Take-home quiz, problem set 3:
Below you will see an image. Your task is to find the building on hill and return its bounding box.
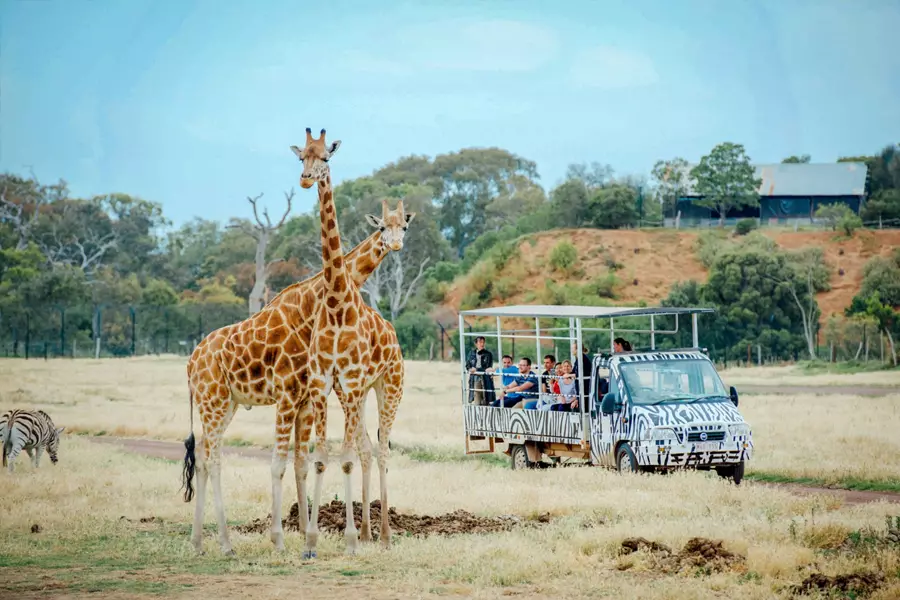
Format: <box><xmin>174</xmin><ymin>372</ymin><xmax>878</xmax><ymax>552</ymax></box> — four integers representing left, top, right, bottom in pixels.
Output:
<box><xmin>669</xmin><ymin>162</ymin><xmax>869</xmax><ymax>227</ymax></box>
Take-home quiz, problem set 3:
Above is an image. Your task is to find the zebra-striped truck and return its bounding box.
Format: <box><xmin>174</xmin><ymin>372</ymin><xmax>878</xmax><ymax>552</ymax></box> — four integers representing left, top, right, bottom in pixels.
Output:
<box><xmin>458</xmin><ymin>305</ymin><xmax>752</xmax><ymax>485</ymax></box>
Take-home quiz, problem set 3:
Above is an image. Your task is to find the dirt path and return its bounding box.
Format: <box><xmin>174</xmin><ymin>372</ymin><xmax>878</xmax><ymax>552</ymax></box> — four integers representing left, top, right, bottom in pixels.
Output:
<box><xmin>89</xmin><ymin>437</ymin><xmax>900</xmax><ymax>506</ymax></box>
<box><xmin>739</xmin><ymin>385</ymin><xmax>896</xmax><ymax>397</ymax></box>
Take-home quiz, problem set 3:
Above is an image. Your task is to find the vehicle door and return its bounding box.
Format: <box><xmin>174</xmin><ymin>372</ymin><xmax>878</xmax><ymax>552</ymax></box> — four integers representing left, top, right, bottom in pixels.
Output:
<box><xmin>591</xmin><ymin>365</ymin><xmax>621</xmax><ymax>468</ymax></box>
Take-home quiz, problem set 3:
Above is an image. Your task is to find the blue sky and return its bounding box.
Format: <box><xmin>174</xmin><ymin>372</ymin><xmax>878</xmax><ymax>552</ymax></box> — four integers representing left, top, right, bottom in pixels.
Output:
<box><xmin>2</xmin><ymin>0</ymin><xmax>898</xmax><ymax>227</ymax></box>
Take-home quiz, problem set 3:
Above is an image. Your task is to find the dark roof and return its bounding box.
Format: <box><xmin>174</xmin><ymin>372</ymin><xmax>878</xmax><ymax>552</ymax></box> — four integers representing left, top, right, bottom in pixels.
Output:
<box><xmin>676</xmin><ymin>162</ymin><xmax>867</xmax><ymax>197</ymax></box>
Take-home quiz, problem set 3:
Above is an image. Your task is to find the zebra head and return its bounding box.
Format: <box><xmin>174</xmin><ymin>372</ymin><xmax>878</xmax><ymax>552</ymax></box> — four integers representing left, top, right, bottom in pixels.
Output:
<box><xmin>48</xmin><ymin>427</ymin><xmax>64</xmax><ymax>464</ymax></box>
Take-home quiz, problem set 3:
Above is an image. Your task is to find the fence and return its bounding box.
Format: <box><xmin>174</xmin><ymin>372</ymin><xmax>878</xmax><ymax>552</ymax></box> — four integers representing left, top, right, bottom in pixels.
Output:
<box><xmin>0</xmin><ymin>302</ymin><xmax>465</xmax><ymax>362</ymax></box>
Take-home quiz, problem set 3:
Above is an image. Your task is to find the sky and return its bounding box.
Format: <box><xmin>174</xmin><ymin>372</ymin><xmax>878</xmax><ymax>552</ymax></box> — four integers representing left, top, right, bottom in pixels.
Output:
<box><xmin>2</xmin><ymin>0</ymin><xmax>899</xmax><ymax>228</ymax></box>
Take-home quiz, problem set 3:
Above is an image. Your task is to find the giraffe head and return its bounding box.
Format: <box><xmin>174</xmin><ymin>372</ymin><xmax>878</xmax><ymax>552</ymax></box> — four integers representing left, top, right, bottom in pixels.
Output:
<box><xmin>365</xmin><ymin>199</ymin><xmax>416</xmax><ymax>251</ymax></box>
<box><xmin>290</xmin><ymin>128</ymin><xmax>341</xmax><ymax>189</ymax></box>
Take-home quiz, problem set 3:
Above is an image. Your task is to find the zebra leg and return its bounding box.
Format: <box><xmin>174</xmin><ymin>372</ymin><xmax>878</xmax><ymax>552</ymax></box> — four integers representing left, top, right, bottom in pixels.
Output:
<box><xmin>6</xmin><ymin>441</ymin><xmax>24</xmax><ymax>473</ymax></box>
<box><xmin>25</xmin><ymin>447</ymin><xmax>36</xmax><ymax>468</ymax></box>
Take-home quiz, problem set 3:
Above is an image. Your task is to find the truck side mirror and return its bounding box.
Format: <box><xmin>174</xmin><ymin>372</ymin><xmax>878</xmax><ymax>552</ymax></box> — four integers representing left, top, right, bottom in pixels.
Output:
<box><xmin>601</xmin><ymin>392</ymin><xmax>621</xmax><ymax>415</ymax></box>
<box><xmin>730</xmin><ymin>386</ymin><xmax>739</xmax><ymax>407</ymax></box>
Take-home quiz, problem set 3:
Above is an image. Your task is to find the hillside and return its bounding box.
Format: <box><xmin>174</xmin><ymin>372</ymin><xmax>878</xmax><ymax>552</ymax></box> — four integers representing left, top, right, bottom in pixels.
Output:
<box><xmin>438</xmin><ymin>228</ymin><xmax>900</xmax><ymax>326</ymax></box>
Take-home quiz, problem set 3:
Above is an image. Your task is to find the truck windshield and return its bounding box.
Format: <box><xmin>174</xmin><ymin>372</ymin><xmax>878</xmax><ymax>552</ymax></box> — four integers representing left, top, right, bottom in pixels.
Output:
<box><xmin>617</xmin><ymin>359</ymin><xmax>728</xmax><ymax>405</ymax></box>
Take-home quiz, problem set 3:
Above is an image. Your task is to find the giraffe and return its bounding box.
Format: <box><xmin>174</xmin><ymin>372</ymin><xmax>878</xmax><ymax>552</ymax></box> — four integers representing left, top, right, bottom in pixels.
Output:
<box><xmin>293</xmin><ymin>127</ymin><xmax>406</xmax><ymax>558</ymax></box>
<box><xmin>180</xmin><ymin>186</ymin><xmax>415</xmax><ymax>555</ymax></box>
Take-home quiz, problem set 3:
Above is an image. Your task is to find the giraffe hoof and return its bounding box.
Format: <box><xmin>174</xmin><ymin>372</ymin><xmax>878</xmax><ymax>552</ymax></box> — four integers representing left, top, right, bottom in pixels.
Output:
<box><xmin>224</xmin><ymin>549</ymin><xmax>237</xmax><ymax>558</ymax></box>
<box><xmin>302</xmin><ymin>550</ymin><xmax>317</xmax><ymax>560</ymax></box>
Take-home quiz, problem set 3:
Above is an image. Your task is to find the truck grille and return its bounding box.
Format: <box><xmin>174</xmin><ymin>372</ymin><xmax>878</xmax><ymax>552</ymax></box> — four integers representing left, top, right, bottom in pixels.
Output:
<box><xmin>687</xmin><ymin>431</ymin><xmax>725</xmax><ymax>442</ymax></box>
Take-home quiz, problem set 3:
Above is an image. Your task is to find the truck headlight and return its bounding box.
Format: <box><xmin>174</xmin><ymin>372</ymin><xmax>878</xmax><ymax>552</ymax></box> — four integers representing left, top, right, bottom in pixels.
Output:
<box><xmin>728</xmin><ymin>423</ymin><xmax>751</xmax><ymax>437</ymax></box>
<box><xmin>650</xmin><ymin>427</ymin><xmax>678</xmax><ymax>441</ymax></box>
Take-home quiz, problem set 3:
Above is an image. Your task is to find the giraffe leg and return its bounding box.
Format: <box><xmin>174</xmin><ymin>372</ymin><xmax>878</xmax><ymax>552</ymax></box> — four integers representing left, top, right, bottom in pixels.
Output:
<box><xmin>304</xmin><ymin>374</ymin><xmax>333</xmax><ymax>560</ymax></box>
<box><xmin>270</xmin><ymin>392</ymin><xmax>299</xmax><ymax>553</ymax></box>
<box><xmin>376</xmin><ymin>368</ymin><xmax>403</xmax><ymax>549</ymax></box>
<box><xmin>338</xmin><ymin>387</ymin><xmax>366</xmax><ymax>556</ymax></box>
<box><xmin>292</xmin><ymin>401</ymin><xmax>314</xmax><ymax>538</ymax></box>
<box><xmin>205</xmin><ymin>403</ymin><xmax>238</xmax><ymax>556</ymax></box>
<box><xmin>356</xmin><ymin>400</ymin><xmax>375</xmax><ymax>543</ymax></box>
<box><xmin>190</xmin><ymin>436</ymin><xmax>210</xmax><ymax>554</ymax></box>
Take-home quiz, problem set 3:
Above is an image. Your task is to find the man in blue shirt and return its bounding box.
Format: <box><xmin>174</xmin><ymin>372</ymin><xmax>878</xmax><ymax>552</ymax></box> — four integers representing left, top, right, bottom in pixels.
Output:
<box><xmin>491</xmin><ymin>357</ymin><xmax>538</xmax><ymax>408</ymax></box>
<box><xmin>499</xmin><ymin>354</ymin><xmax>518</xmax><ymax>387</ymax></box>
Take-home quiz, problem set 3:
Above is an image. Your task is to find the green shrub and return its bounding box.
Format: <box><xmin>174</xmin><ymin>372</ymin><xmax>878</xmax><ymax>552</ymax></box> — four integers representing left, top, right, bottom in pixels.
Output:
<box><xmin>735</xmin><ymin>218</ymin><xmax>757</xmax><ymax>235</ymax></box>
<box><xmin>549</xmin><ymin>240</ymin><xmax>578</xmax><ymax>272</ymax></box>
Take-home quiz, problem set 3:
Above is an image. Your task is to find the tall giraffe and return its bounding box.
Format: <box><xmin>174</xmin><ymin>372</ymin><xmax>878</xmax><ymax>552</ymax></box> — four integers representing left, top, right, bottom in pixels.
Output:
<box><xmin>294</xmin><ymin>128</ymin><xmax>405</xmax><ymax>558</ymax></box>
<box><xmin>180</xmin><ymin>181</ymin><xmax>414</xmax><ymax>555</ymax></box>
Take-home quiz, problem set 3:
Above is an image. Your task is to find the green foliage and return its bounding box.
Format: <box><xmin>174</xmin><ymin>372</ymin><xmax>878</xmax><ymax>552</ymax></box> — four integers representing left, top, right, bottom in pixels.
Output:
<box><xmin>860</xmin><ymin>189</ymin><xmax>900</xmax><ymax>223</ymax></box>
<box><xmin>549</xmin><ymin>241</ymin><xmax>578</xmax><ymax>272</ymax></box>
<box><xmin>391</xmin><ymin>311</ymin><xmax>437</xmax><ymax>360</ymax></box>
<box><xmin>426</xmin><ymin>261</ymin><xmax>460</xmax><ymax>283</ymax></box>
<box><xmin>781</xmin><ymin>154</ymin><xmax>811</xmax><ymax>164</ymax></box>
<box><xmin>690</xmin><ymin>142</ymin><xmax>762</xmax><ymax>224</ymax></box>
<box><xmin>695</xmin><ymin>230</ymin><xmax>730</xmax><ymax>268</ymax></box>
<box><xmin>549</xmin><ymin>179</ymin><xmax>590</xmax><ymax>228</ymax></box>
<box><xmin>814</xmin><ymin>203</ymin><xmax>862</xmax><ymax>236</ymax></box>
<box><xmin>587</xmin><ymin>185</ymin><xmax>637</xmax><ymax>229</ymax></box>
<box><xmin>734</xmin><ymin>218</ymin><xmax>758</xmax><ymax>235</ymax></box>
<box><xmin>651</xmin><ymin>157</ymin><xmax>690</xmax><ymax>218</ymax></box>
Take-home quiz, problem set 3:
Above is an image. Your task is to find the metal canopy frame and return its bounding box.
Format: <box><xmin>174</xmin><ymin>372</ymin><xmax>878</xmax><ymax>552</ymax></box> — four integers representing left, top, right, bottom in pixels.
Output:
<box><xmin>458</xmin><ymin>305</ymin><xmax>715</xmax><ymax>445</ymax></box>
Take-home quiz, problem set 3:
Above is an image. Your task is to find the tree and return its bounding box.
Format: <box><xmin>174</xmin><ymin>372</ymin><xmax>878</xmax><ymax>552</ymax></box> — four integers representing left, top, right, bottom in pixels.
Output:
<box><xmin>814</xmin><ymin>203</ymin><xmax>861</xmax><ymax>236</ymax></box>
<box><xmin>690</xmin><ymin>142</ymin><xmax>762</xmax><ymax>225</ymax></box>
<box><xmin>227</xmin><ymin>190</ymin><xmax>293</xmax><ymax>315</ymax></box>
<box><xmin>430</xmin><ymin>148</ymin><xmax>540</xmax><ymax>257</ymax></box>
<box><xmin>782</xmin><ymin>154</ymin><xmax>811</xmax><ymax>164</ymax></box>
<box><xmin>864</xmin><ymin>292</ymin><xmax>898</xmax><ymax>366</ymax></box>
<box><xmin>0</xmin><ymin>171</ymin><xmax>67</xmax><ymax>250</ymax></box>
<box><xmin>588</xmin><ymin>185</ymin><xmax>638</xmax><ymax>229</ymax></box>
<box><xmin>860</xmin><ymin>189</ymin><xmax>900</xmax><ymax>226</ymax></box>
<box><xmin>548</xmin><ymin>178</ymin><xmax>590</xmax><ymax>228</ymax></box>
<box><xmin>761</xmin><ymin>247</ymin><xmax>831</xmax><ymax>360</ymax></box>
<box><xmin>651</xmin><ymin>157</ymin><xmax>690</xmax><ymax>219</ymax></box>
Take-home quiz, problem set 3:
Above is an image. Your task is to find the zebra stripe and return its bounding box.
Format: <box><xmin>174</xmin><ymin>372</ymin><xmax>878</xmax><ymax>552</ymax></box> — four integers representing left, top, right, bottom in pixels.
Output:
<box><xmin>463</xmin><ymin>405</ymin><xmax>583</xmax><ymax>444</ymax></box>
<box><xmin>1</xmin><ymin>409</ymin><xmax>64</xmax><ymax>472</ymax></box>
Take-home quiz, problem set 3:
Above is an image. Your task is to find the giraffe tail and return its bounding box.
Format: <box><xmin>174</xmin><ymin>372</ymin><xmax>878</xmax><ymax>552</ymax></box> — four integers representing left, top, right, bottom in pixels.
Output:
<box><xmin>180</xmin><ymin>390</ymin><xmax>197</xmax><ymax>503</ymax></box>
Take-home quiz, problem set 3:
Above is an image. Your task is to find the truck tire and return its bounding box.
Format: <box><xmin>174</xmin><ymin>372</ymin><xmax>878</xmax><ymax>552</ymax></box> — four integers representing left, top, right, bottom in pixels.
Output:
<box><xmin>615</xmin><ymin>443</ymin><xmax>639</xmax><ymax>473</ymax></box>
<box><xmin>716</xmin><ymin>461</ymin><xmax>745</xmax><ymax>485</ymax></box>
<box><xmin>510</xmin><ymin>444</ymin><xmax>535</xmax><ymax>470</ymax></box>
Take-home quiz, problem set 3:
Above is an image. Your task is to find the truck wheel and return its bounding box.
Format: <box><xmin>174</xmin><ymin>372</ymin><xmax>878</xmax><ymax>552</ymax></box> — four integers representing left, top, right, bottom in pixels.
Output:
<box><xmin>715</xmin><ymin>461</ymin><xmax>745</xmax><ymax>485</ymax></box>
<box><xmin>510</xmin><ymin>444</ymin><xmax>535</xmax><ymax>470</ymax></box>
<box><xmin>615</xmin><ymin>443</ymin><xmax>639</xmax><ymax>473</ymax></box>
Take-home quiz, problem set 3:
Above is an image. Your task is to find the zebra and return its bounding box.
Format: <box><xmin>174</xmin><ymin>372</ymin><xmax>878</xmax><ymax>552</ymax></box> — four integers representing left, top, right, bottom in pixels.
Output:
<box><xmin>1</xmin><ymin>409</ymin><xmax>65</xmax><ymax>472</ymax></box>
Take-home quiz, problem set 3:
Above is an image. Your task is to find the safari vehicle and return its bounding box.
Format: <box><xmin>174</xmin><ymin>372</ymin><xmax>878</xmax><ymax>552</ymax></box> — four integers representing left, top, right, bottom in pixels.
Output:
<box><xmin>457</xmin><ymin>305</ymin><xmax>753</xmax><ymax>484</ymax></box>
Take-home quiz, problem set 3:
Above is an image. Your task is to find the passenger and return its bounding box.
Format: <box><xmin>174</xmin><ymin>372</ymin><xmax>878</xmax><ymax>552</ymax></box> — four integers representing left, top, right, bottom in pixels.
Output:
<box><xmin>614</xmin><ymin>337</ymin><xmax>632</xmax><ymax>352</ymax></box>
<box><xmin>466</xmin><ymin>336</ymin><xmax>495</xmax><ymax>406</ymax></box>
<box><xmin>491</xmin><ymin>357</ymin><xmax>538</xmax><ymax>408</ymax></box>
<box><xmin>570</xmin><ymin>342</ymin><xmax>592</xmax><ymax>396</ymax></box>
<box><xmin>499</xmin><ymin>355</ymin><xmax>518</xmax><ymax>387</ymax></box>
<box><xmin>514</xmin><ymin>354</ymin><xmax>556</xmax><ymax>410</ymax></box>
<box><xmin>551</xmin><ymin>359</ymin><xmax>578</xmax><ymax>411</ymax></box>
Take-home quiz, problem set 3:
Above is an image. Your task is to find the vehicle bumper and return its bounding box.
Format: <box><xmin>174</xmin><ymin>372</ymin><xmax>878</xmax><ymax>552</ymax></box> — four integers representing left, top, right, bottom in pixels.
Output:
<box><xmin>634</xmin><ymin>438</ymin><xmax>753</xmax><ymax>468</ymax></box>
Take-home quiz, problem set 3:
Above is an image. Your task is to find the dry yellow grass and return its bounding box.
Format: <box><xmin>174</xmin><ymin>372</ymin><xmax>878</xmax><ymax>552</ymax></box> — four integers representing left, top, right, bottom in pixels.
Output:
<box><xmin>721</xmin><ymin>364</ymin><xmax>900</xmax><ymax>388</ymax></box>
<box><xmin>2</xmin><ymin>435</ymin><xmax>900</xmax><ymax>599</ymax></box>
<box><xmin>2</xmin><ymin>357</ymin><xmax>899</xmax><ymax>486</ymax></box>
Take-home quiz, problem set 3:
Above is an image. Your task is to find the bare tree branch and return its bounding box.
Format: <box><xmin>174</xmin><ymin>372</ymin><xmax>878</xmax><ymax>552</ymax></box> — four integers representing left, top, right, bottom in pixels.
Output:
<box><xmin>387</xmin><ymin>253</ymin><xmax>430</xmax><ymax>321</ymax></box>
<box><xmin>229</xmin><ymin>190</ymin><xmax>294</xmax><ymax>315</ymax></box>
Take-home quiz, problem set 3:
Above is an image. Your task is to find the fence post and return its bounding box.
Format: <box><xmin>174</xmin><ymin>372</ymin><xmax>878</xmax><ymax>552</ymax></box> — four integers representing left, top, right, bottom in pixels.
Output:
<box><xmin>130</xmin><ymin>307</ymin><xmax>137</xmax><ymax>357</ymax></box>
<box><xmin>25</xmin><ymin>312</ymin><xmax>30</xmax><ymax>360</ymax></box>
<box><xmin>164</xmin><ymin>309</ymin><xmax>170</xmax><ymax>354</ymax></box>
<box><xmin>94</xmin><ymin>306</ymin><xmax>102</xmax><ymax>359</ymax></box>
<box><xmin>59</xmin><ymin>307</ymin><xmax>66</xmax><ymax>358</ymax></box>
<box><xmin>757</xmin><ymin>344</ymin><xmax>761</xmax><ymax>366</ymax></box>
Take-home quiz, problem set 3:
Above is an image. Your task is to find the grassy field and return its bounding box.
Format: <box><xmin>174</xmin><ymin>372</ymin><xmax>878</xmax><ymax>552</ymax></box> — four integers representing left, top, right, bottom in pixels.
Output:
<box><xmin>2</xmin><ymin>357</ymin><xmax>899</xmax><ymax>487</ymax></box>
<box><xmin>2</xmin><ymin>434</ymin><xmax>900</xmax><ymax>599</ymax></box>
<box><xmin>2</xmin><ymin>357</ymin><xmax>900</xmax><ymax>598</ymax></box>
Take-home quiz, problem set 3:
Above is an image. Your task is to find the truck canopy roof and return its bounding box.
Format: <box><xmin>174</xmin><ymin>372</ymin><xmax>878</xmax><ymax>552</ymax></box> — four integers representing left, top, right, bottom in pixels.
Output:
<box><xmin>459</xmin><ymin>305</ymin><xmax>715</xmax><ymax>320</ymax></box>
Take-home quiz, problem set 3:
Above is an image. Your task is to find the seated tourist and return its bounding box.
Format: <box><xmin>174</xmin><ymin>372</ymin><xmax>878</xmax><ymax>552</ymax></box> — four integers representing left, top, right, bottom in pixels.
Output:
<box><xmin>491</xmin><ymin>357</ymin><xmax>538</xmax><ymax>408</ymax></box>
<box><xmin>514</xmin><ymin>354</ymin><xmax>556</xmax><ymax>410</ymax></box>
<box><xmin>551</xmin><ymin>359</ymin><xmax>579</xmax><ymax>411</ymax></box>
<box><xmin>499</xmin><ymin>355</ymin><xmax>518</xmax><ymax>386</ymax></box>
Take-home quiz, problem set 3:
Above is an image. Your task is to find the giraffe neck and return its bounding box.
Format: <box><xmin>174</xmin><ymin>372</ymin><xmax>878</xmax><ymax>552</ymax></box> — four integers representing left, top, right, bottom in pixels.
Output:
<box><xmin>318</xmin><ymin>176</ymin><xmax>350</xmax><ymax>297</ymax></box>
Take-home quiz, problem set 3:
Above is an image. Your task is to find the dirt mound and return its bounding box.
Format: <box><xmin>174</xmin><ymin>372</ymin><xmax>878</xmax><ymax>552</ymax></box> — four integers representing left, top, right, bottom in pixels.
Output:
<box><xmin>790</xmin><ymin>572</ymin><xmax>883</xmax><ymax>597</ymax></box>
<box><xmin>236</xmin><ymin>500</ymin><xmax>545</xmax><ymax>539</ymax></box>
<box><xmin>619</xmin><ymin>536</ymin><xmax>744</xmax><ymax>574</ymax></box>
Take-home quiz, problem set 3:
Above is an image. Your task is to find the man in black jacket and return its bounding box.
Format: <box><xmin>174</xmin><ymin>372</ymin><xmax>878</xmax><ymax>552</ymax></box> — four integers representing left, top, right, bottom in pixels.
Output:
<box><xmin>466</xmin><ymin>336</ymin><xmax>495</xmax><ymax>405</ymax></box>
